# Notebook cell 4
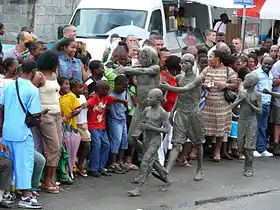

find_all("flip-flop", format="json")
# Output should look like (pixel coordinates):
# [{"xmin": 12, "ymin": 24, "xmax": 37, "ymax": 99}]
[
  {"xmin": 183, "ymin": 160, "xmax": 192, "ymax": 167},
  {"xmin": 212, "ymin": 157, "xmax": 221, "ymax": 162},
  {"xmin": 77, "ymin": 169, "xmax": 88, "ymax": 177},
  {"xmin": 41, "ymin": 185, "xmax": 59, "ymax": 194}
]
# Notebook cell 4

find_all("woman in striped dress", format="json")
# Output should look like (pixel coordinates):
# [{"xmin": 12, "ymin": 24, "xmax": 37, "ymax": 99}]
[{"xmin": 201, "ymin": 50, "xmax": 237, "ymax": 161}]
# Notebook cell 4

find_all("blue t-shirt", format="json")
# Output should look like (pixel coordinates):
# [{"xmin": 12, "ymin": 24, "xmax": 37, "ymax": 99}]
[
  {"xmin": 107, "ymin": 92, "xmax": 126, "ymax": 121},
  {"xmin": 0, "ymin": 78, "xmax": 42, "ymax": 142}
]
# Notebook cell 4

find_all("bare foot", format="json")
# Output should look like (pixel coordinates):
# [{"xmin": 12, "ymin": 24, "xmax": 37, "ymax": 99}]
[
  {"xmin": 131, "ymin": 178, "xmax": 141, "ymax": 184},
  {"xmin": 244, "ymin": 168, "xmax": 254, "ymax": 177},
  {"xmin": 127, "ymin": 188, "xmax": 142, "ymax": 197},
  {"xmin": 161, "ymin": 180, "xmax": 172, "ymax": 192},
  {"xmin": 194, "ymin": 170, "xmax": 204, "ymax": 181}
]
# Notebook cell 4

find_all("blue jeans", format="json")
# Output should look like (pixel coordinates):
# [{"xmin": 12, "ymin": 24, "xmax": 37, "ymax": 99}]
[
  {"xmin": 108, "ymin": 119, "xmax": 128, "ymax": 154},
  {"xmin": 89, "ymin": 129, "xmax": 110, "ymax": 172},
  {"xmin": 32, "ymin": 151, "xmax": 46, "ymax": 190},
  {"xmin": 256, "ymin": 104, "xmax": 270, "ymax": 153}
]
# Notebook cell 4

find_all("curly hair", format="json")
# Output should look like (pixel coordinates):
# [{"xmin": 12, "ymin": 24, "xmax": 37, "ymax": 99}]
[{"xmin": 138, "ymin": 46, "xmax": 159, "ymax": 67}]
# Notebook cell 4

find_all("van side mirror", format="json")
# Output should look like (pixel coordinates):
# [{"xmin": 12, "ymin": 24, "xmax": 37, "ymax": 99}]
[{"xmin": 57, "ymin": 26, "xmax": 64, "ymax": 40}]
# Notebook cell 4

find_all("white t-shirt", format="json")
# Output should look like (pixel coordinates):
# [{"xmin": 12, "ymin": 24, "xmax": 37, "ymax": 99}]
[
  {"xmin": 214, "ymin": 21, "xmax": 227, "ymax": 34},
  {"xmin": 76, "ymin": 94, "xmax": 88, "ymax": 125}
]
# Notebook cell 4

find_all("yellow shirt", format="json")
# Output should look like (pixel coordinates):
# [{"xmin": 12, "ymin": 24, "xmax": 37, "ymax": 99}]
[
  {"xmin": 176, "ymin": 16, "xmax": 184, "ymax": 27},
  {"xmin": 60, "ymin": 92, "xmax": 81, "ymax": 129}
]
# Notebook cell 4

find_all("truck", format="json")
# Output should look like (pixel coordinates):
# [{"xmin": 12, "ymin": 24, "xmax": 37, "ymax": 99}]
[{"xmin": 69, "ymin": 0, "xmax": 237, "ymax": 60}]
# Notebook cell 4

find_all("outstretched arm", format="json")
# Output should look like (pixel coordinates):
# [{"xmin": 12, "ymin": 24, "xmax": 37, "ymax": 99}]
[
  {"xmin": 117, "ymin": 65, "xmax": 160, "ymax": 76},
  {"xmin": 160, "ymin": 75, "xmax": 203, "ymax": 93},
  {"xmin": 263, "ymin": 89, "xmax": 280, "ymax": 98}
]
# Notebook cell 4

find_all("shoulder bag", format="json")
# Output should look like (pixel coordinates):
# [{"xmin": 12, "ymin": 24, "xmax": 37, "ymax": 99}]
[
  {"xmin": 224, "ymin": 67, "xmax": 237, "ymax": 104},
  {"xmin": 15, "ymin": 79, "xmax": 41, "ymax": 128}
]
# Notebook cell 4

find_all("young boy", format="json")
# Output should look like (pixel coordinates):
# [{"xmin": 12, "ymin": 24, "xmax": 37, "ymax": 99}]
[
  {"xmin": 127, "ymin": 88, "xmax": 170, "ymax": 197},
  {"xmin": 87, "ymin": 80, "xmax": 127, "ymax": 177},
  {"xmin": 232, "ymin": 72, "xmax": 262, "ymax": 177},
  {"xmin": 85, "ymin": 60, "xmax": 105, "ymax": 95},
  {"xmin": 107, "ymin": 75, "xmax": 129, "ymax": 174}
]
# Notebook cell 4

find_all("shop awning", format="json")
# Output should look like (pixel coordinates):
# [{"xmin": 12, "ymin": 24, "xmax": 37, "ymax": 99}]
[
  {"xmin": 260, "ymin": 0, "xmax": 280, "ymax": 20},
  {"xmin": 236, "ymin": 0, "xmax": 265, "ymax": 18},
  {"xmin": 187, "ymin": 0, "xmax": 255, "ymax": 9}
]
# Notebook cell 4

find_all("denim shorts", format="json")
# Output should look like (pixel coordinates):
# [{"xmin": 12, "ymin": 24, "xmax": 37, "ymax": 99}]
[{"xmin": 107, "ymin": 119, "xmax": 128, "ymax": 154}]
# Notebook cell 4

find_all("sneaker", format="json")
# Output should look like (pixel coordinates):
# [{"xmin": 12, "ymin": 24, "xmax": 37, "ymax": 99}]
[
  {"xmin": 261, "ymin": 150, "xmax": 273, "ymax": 157},
  {"xmin": 18, "ymin": 196, "xmax": 42, "ymax": 209},
  {"xmin": 99, "ymin": 170, "xmax": 112, "ymax": 176},
  {"xmin": 2, "ymin": 193, "xmax": 16, "ymax": 204},
  {"xmin": 0, "ymin": 200, "xmax": 12, "ymax": 208},
  {"xmin": 253, "ymin": 151, "xmax": 262, "ymax": 157},
  {"xmin": 88, "ymin": 171, "xmax": 101, "ymax": 177}
]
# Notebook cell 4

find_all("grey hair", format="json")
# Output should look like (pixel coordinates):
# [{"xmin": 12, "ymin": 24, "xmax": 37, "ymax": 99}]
[
  {"xmin": 181, "ymin": 53, "xmax": 195, "ymax": 62},
  {"xmin": 216, "ymin": 42, "xmax": 228, "ymax": 51},
  {"xmin": 138, "ymin": 46, "xmax": 160, "ymax": 67}
]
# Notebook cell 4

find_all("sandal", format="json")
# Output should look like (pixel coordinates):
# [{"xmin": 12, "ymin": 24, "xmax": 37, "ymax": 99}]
[
  {"xmin": 212, "ymin": 157, "xmax": 221, "ymax": 162},
  {"xmin": 32, "ymin": 191, "xmax": 40, "ymax": 197},
  {"xmin": 59, "ymin": 178, "xmax": 74, "ymax": 185},
  {"xmin": 41, "ymin": 184, "xmax": 59, "ymax": 194},
  {"xmin": 77, "ymin": 169, "xmax": 88, "ymax": 177},
  {"xmin": 221, "ymin": 153, "xmax": 233, "ymax": 160},
  {"xmin": 239, "ymin": 155, "xmax": 245, "ymax": 160},
  {"xmin": 183, "ymin": 160, "xmax": 192, "ymax": 167}
]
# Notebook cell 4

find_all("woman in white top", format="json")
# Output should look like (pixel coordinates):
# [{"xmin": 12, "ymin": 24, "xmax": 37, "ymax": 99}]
[{"xmin": 37, "ymin": 51, "xmax": 62, "ymax": 194}]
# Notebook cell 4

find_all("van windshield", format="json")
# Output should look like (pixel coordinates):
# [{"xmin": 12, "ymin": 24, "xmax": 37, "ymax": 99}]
[{"xmin": 71, "ymin": 9, "xmax": 147, "ymax": 38}]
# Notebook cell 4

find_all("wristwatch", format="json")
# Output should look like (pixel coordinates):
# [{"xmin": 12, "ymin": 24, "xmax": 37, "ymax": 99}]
[{"xmin": 226, "ymin": 83, "xmax": 229, "ymax": 89}]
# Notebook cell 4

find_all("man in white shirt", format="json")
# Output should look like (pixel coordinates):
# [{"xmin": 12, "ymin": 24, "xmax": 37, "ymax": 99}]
[{"xmin": 214, "ymin": 13, "xmax": 230, "ymax": 34}]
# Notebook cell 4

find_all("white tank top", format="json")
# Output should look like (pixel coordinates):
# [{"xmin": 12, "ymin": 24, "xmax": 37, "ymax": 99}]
[{"xmin": 39, "ymin": 79, "xmax": 60, "ymax": 113}]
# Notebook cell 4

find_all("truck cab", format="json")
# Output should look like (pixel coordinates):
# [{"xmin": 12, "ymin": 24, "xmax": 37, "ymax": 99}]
[{"xmin": 70, "ymin": 0, "xmax": 216, "ymax": 60}]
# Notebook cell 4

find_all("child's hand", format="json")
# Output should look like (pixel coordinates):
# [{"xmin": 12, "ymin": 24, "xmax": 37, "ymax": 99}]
[
  {"xmin": 81, "ymin": 103, "xmax": 88, "ymax": 109},
  {"xmin": 42, "ymin": 108, "xmax": 51, "ymax": 115},
  {"xmin": 263, "ymin": 88, "xmax": 269, "ymax": 94},
  {"xmin": 159, "ymin": 82, "xmax": 170, "ymax": 91},
  {"xmin": 72, "ymin": 109, "xmax": 81, "ymax": 117},
  {"xmin": 0, "ymin": 143, "xmax": 10, "ymax": 154},
  {"xmin": 62, "ymin": 117, "xmax": 67, "ymax": 123}
]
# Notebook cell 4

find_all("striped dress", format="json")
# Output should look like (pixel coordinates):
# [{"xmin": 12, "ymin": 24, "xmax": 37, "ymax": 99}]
[{"xmin": 201, "ymin": 66, "xmax": 237, "ymax": 137}]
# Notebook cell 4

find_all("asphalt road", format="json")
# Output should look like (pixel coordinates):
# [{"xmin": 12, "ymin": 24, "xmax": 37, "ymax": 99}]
[{"xmin": 6, "ymin": 157, "xmax": 280, "ymax": 210}]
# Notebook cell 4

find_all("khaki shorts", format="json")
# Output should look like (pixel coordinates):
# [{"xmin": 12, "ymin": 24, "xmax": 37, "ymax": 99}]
[{"xmin": 77, "ymin": 124, "xmax": 91, "ymax": 142}]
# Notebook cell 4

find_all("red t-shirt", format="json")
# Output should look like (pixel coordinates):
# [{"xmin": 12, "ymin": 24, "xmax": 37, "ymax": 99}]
[
  {"xmin": 160, "ymin": 70, "xmax": 178, "ymax": 112},
  {"xmin": 87, "ymin": 94, "xmax": 116, "ymax": 130}
]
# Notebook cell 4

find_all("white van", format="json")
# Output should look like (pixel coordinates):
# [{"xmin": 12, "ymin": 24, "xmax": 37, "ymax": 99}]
[{"xmin": 69, "ymin": 0, "xmax": 232, "ymax": 60}]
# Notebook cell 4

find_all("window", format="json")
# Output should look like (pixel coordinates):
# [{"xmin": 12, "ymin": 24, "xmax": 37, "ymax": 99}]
[
  {"xmin": 148, "ymin": 9, "xmax": 163, "ymax": 35},
  {"xmin": 71, "ymin": 9, "xmax": 147, "ymax": 38}
]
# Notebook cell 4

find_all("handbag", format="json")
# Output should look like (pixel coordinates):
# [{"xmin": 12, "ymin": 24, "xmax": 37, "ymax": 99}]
[
  {"xmin": 224, "ymin": 67, "xmax": 237, "ymax": 104},
  {"xmin": 15, "ymin": 79, "xmax": 41, "ymax": 128}
]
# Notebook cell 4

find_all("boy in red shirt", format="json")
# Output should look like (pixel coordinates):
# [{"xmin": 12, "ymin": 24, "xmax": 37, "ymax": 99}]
[{"xmin": 87, "ymin": 80, "xmax": 127, "ymax": 177}]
